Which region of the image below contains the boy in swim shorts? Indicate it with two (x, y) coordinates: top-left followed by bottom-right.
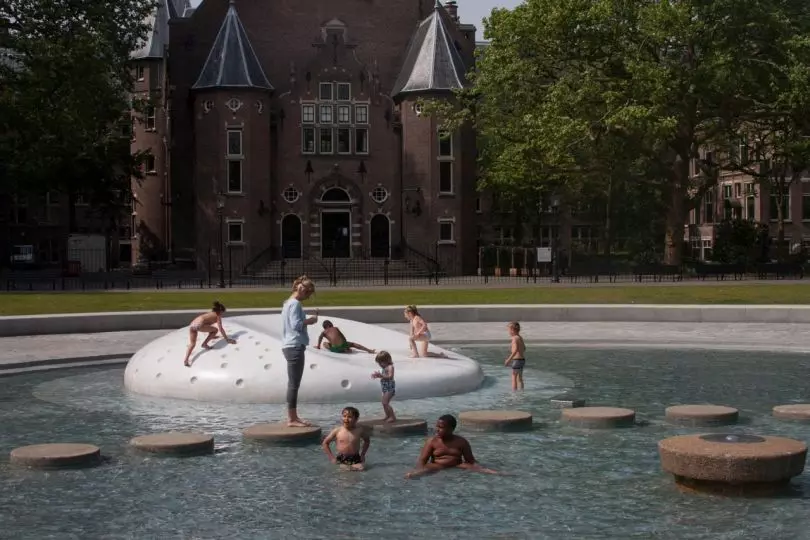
(504, 321), (526, 390)
(322, 406), (371, 471)
(315, 320), (375, 354)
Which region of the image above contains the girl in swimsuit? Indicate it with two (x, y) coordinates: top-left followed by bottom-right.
(404, 305), (433, 358)
(371, 351), (396, 423)
(183, 301), (236, 367)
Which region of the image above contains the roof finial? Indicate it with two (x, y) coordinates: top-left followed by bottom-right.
(434, 0), (442, 9)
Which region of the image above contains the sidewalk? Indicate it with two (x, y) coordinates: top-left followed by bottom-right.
(5, 322), (810, 376)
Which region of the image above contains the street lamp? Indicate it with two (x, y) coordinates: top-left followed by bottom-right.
(550, 194), (561, 283)
(216, 193), (226, 289)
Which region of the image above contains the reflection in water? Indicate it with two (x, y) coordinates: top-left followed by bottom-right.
(1, 347), (809, 539)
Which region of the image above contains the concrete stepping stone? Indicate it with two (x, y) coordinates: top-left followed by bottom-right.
(357, 417), (428, 436)
(665, 405), (739, 427)
(562, 406), (635, 428)
(130, 432), (214, 456)
(773, 404), (810, 422)
(243, 423), (322, 444)
(10, 443), (101, 469)
(459, 410), (533, 432)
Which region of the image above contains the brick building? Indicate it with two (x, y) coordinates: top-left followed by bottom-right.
(130, 0), (481, 275)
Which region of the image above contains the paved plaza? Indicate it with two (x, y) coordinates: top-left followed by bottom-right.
(5, 321), (810, 375)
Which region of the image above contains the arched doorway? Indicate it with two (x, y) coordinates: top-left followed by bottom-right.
(320, 187), (352, 258)
(370, 214), (390, 258)
(281, 214), (302, 259)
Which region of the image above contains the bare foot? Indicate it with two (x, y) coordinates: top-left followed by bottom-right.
(202, 343), (213, 350)
(408, 354), (419, 358)
(351, 463), (365, 471)
(384, 417), (397, 423)
(184, 359), (192, 367)
(287, 419), (313, 428)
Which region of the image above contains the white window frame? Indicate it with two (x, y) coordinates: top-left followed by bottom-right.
(227, 159), (243, 194)
(226, 129), (243, 158)
(226, 218), (245, 245)
(337, 82), (351, 101)
(319, 127), (334, 154)
(439, 161), (454, 194)
(145, 154), (157, 174)
(136, 65), (145, 81)
(770, 193), (792, 221)
(319, 82), (333, 101)
(354, 105), (368, 124)
(354, 127), (369, 155)
(438, 218), (456, 244)
(336, 127), (351, 155)
(319, 104), (333, 124)
(302, 127), (316, 154)
(337, 105), (351, 124)
(145, 105), (156, 131)
(438, 130), (453, 158)
(283, 186), (300, 204)
(301, 104), (315, 124)
(370, 186), (389, 204)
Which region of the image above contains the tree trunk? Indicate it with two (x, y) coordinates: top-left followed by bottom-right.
(664, 182), (686, 265)
(602, 176), (614, 256)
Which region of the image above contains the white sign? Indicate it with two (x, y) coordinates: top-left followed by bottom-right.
(536, 247), (552, 263)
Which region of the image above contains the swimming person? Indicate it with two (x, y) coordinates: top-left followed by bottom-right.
(281, 275), (318, 427)
(404, 414), (499, 479)
(404, 305), (441, 358)
(371, 351), (396, 423)
(504, 321), (527, 390)
(316, 320), (375, 354)
(183, 301), (236, 367)
(322, 406), (371, 471)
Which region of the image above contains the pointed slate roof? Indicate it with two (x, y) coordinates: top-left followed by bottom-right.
(131, 0), (190, 60)
(392, 1), (468, 98)
(192, 1), (272, 90)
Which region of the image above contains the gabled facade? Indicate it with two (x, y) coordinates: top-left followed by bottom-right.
(130, 0), (481, 274)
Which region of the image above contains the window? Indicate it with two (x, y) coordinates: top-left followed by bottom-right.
(302, 104), (315, 123)
(704, 191), (714, 224)
(145, 155), (156, 173)
(475, 197), (482, 213)
(319, 105), (333, 124)
(803, 194), (810, 221)
(438, 219), (455, 243)
(227, 160), (242, 193)
(355, 105), (368, 124)
(370, 186), (389, 204)
(747, 196), (756, 221)
(227, 130), (242, 156)
(745, 182), (754, 195)
(770, 194), (791, 221)
(438, 131), (453, 157)
(702, 239), (713, 261)
(283, 187), (300, 204)
(302, 128), (315, 154)
(136, 65), (145, 81)
(319, 128), (333, 154)
(227, 220), (244, 244)
(355, 128), (368, 154)
(319, 82), (333, 101)
(337, 128), (351, 154)
(337, 82), (351, 101)
(337, 105), (350, 124)
(734, 182), (741, 197)
(723, 184), (732, 199)
(439, 162), (453, 193)
(145, 106), (156, 131)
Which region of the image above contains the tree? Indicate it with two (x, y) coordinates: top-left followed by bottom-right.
(0, 0), (154, 233)
(432, 0), (810, 264)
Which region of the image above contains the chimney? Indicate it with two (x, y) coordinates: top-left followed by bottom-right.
(445, 1), (459, 22)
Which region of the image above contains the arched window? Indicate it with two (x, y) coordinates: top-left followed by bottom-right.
(320, 187), (351, 203)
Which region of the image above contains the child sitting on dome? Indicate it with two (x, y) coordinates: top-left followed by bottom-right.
(404, 305), (445, 358)
(315, 320), (375, 354)
(183, 301), (236, 367)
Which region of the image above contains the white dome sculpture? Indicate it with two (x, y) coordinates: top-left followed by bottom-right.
(124, 315), (485, 404)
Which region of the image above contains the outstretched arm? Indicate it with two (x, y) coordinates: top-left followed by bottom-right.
(316, 331), (325, 349)
(404, 439), (435, 478)
(217, 315), (235, 343)
(321, 428), (339, 462)
(461, 439), (499, 475)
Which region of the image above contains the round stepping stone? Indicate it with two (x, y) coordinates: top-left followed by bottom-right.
(659, 434), (807, 495)
(130, 432), (214, 456)
(665, 405), (739, 427)
(243, 423), (322, 445)
(550, 394), (587, 409)
(773, 404), (810, 422)
(562, 407), (635, 429)
(10, 443), (101, 469)
(459, 410), (533, 432)
(357, 418), (427, 436)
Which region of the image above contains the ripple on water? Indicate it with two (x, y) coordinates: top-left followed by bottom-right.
(1, 347), (810, 539)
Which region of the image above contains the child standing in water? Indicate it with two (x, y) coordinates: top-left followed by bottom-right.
(504, 321), (526, 390)
(371, 351), (397, 423)
(183, 301), (236, 367)
(322, 406), (371, 471)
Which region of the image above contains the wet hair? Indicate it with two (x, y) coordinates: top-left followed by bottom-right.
(342, 406), (360, 419)
(375, 350), (393, 366)
(292, 275), (315, 294)
(438, 414), (457, 431)
(508, 321), (520, 333)
(405, 305), (419, 316)
(322, 320), (333, 329)
(212, 301), (226, 313)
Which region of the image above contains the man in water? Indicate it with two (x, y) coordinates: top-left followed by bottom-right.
(404, 414), (499, 479)
(315, 320), (375, 354)
(322, 406), (371, 471)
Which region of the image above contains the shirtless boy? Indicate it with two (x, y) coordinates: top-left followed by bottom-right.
(183, 301), (236, 367)
(322, 406), (371, 471)
(404, 414), (498, 479)
(316, 320), (375, 354)
(504, 321), (526, 390)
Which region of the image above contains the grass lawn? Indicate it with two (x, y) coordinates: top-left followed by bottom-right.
(3, 284), (810, 316)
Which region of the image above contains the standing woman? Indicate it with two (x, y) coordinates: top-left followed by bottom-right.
(281, 275), (319, 427)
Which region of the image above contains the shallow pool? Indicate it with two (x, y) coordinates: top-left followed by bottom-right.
(2, 347), (810, 539)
